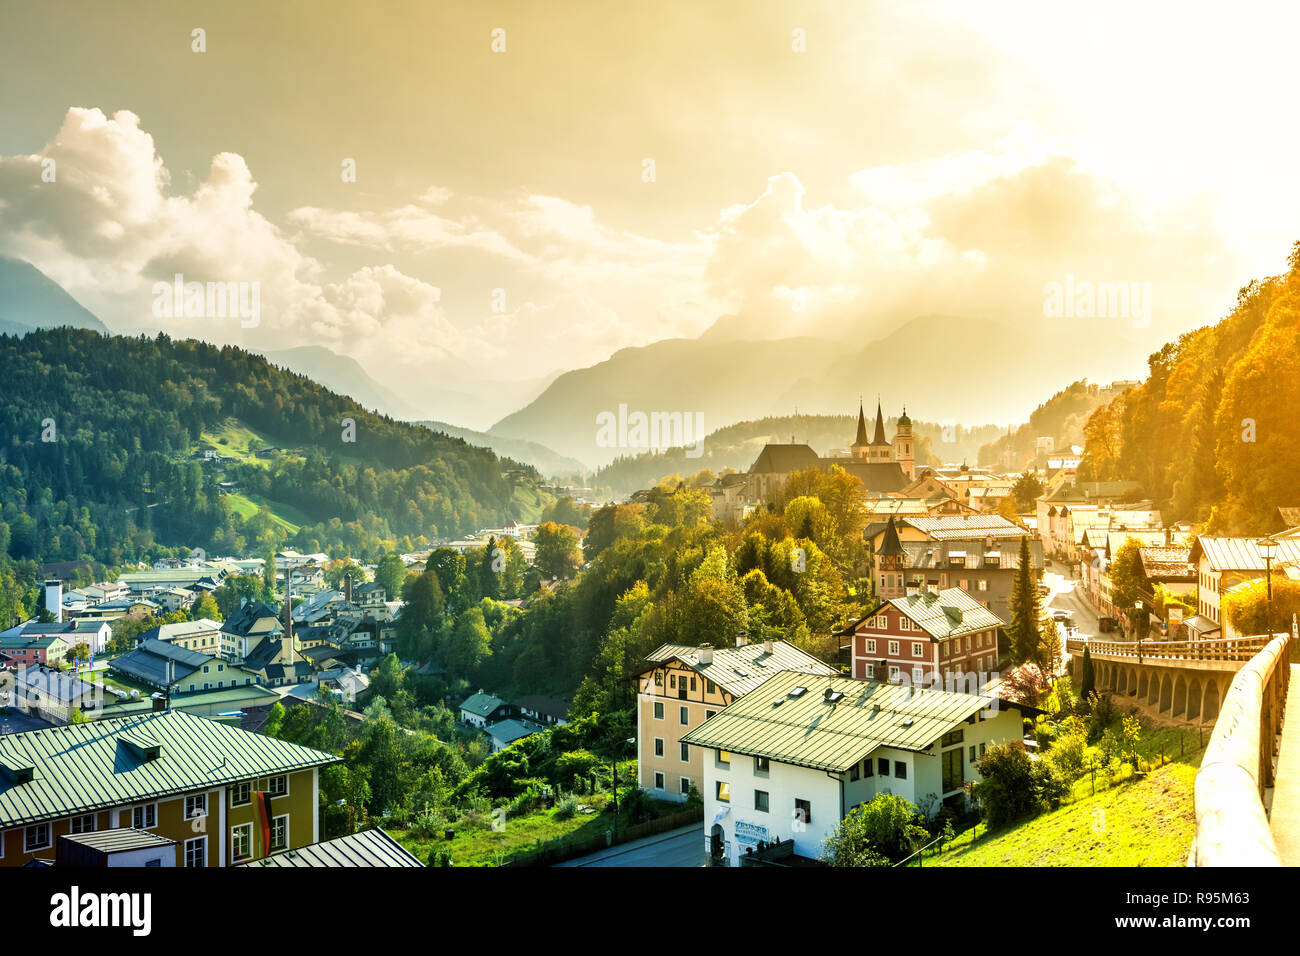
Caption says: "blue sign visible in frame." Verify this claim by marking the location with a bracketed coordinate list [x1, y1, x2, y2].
[734, 820, 769, 846]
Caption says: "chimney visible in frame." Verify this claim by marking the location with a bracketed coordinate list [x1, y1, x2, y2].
[699, 643, 713, 665]
[736, 632, 747, 647]
[345, 572, 353, 604]
[44, 580, 63, 623]
[763, 638, 774, 655]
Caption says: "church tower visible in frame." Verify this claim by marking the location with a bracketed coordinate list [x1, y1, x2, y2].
[893, 407, 915, 479]
[868, 399, 891, 462]
[850, 401, 870, 459]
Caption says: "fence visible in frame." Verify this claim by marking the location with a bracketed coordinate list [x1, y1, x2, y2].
[1065, 634, 1273, 663]
[497, 805, 703, 867]
[1190, 633, 1290, 866]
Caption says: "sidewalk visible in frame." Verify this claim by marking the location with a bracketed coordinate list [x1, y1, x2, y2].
[554, 822, 703, 867]
[1268, 664, 1300, 864]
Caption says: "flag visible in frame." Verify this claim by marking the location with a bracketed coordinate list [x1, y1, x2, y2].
[254, 790, 272, 857]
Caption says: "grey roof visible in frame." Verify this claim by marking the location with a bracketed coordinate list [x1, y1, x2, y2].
[487, 719, 544, 746]
[14, 665, 97, 703]
[643, 640, 837, 698]
[137, 619, 223, 643]
[239, 828, 421, 867]
[514, 695, 569, 720]
[886, 588, 1007, 639]
[110, 638, 212, 686]
[747, 443, 822, 474]
[59, 827, 176, 853]
[1190, 535, 1300, 572]
[904, 514, 1028, 540]
[681, 671, 1016, 773]
[0, 710, 339, 828]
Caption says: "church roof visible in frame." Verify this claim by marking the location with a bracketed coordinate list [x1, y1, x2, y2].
[872, 400, 888, 446]
[747, 443, 822, 474]
[878, 516, 905, 557]
[854, 402, 870, 447]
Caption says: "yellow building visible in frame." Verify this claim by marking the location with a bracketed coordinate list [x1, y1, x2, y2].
[634, 639, 837, 802]
[0, 709, 338, 867]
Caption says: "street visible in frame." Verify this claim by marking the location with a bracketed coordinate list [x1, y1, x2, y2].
[555, 823, 704, 867]
[1042, 567, 1100, 674]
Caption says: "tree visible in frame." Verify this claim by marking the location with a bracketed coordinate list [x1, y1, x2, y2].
[972, 741, 1064, 828]
[373, 553, 408, 604]
[1224, 577, 1300, 637]
[534, 522, 582, 580]
[1007, 535, 1041, 664]
[441, 607, 492, 678]
[821, 793, 929, 866]
[1011, 471, 1045, 512]
[191, 591, 221, 621]
[1109, 538, 1149, 636]
[1080, 644, 1095, 698]
[263, 701, 286, 738]
[397, 571, 444, 659]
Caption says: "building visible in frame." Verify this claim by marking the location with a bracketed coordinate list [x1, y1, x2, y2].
[12, 665, 100, 724]
[486, 718, 545, 753]
[137, 618, 223, 656]
[55, 828, 177, 867]
[682, 671, 1032, 866]
[515, 695, 570, 726]
[0, 709, 339, 867]
[220, 600, 283, 662]
[0, 634, 69, 669]
[0, 618, 111, 656]
[865, 513, 1042, 623]
[109, 639, 262, 694]
[843, 587, 1004, 688]
[744, 401, 913, 505]
[459, 691, 515, 728]
[237, 827, 421, 867]
[634, 639, 838, 803]
[1188, 536, 1300, 639]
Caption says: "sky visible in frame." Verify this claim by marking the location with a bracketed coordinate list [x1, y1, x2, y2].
[1, 0, 1298, 424]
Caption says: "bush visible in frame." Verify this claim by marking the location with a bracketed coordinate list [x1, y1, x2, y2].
[1044, 728, 1088, 783]
[1085, 691, 1118, 741]
[409, 806, 446, 841]
[554, 795, 579, 819]
[821, 793, 929, 866]
[973, 741, 1056, 829]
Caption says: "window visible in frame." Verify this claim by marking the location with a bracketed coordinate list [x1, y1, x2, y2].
[230, 781, 252, 807]
[980, 743, 987, 756]
[184, 836, 207, 868]
[715, 781, 731, 803]
[888, 641, 900, 655]
[864, 663, 874, 678]
[680, 777, 691, 795]
[654, 772, 665, 790]
[794, 798, 812, 826]
[706, 679, 716, 695]
[132, 803, 157, 830]
[70, 813, 96, 834]
[969, 745, 977, 762]
[960, 579, 969, 590]
[705, 709, 717, 720]
[690, 676, 696, 691]
[679, 706, 689, 726]
[878, 758, 889, 776]
[849, 762, 859, 781]
[941, 729, 964, 747]
[654, 737, 665, 757]
[912, 666, 924, 685]
[898, 619, 910, 631]
[754, 756, 770, 776]
[680, 741, 690, 762]
[888, 665, 899, 681]
[978, 579, 988, 591]
[654, 671, 663, 686]
[894, 761, 907, 779]
[185, 793, 208, 820]
[653, 701, 664, 720]
[864, 638, 876, 653]
[231, 823, 253, 863]
[270, 815, 288, 852]
[24, 823, 51, 852]
[942, 748, 963, 792]
[717, 749, 731, 766]
[863, 758, 873, 777]
[754, 790, 770, 812]
[264, 774, 288, 798]
[669, 674, 677, 689]
[203, 664, 210, 673]
[912, 642, 924, 658]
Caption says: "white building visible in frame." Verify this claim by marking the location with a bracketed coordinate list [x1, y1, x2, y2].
[683, 671, 1032, 866]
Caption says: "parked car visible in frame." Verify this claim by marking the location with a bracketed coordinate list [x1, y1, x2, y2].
[1098, 616, 1118, 633]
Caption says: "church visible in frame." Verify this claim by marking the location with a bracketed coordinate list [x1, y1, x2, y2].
[744, 400, 914, 504]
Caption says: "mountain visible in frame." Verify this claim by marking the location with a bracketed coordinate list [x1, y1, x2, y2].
[258, 345, 421, 420]
[491, 313, 1144, 468]
[975, 379, 1117, 471]
[490, 334, 846, 467]
[0, 328, 553, 565]
[1080, 245, 1300, 534]
[0, 256, 111, 335]
[415, 421, 588, 479]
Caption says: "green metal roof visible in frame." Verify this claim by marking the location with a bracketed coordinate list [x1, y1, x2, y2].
[681, 671, 1002, 773]
[0, 709, 339, 828]
[239, 827, 422, 867]
[887, 588, 1006, 640]
[643, 641, 838, 697]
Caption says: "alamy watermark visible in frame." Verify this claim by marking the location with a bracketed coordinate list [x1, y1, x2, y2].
[1043, 274, 1151, 329]
[151, 274, 260, 328]
[595, 404, 705, 458]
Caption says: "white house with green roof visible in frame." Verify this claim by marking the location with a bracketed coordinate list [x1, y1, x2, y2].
[683, 671, 1032, 866]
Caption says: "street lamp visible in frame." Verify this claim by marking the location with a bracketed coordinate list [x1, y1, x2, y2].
[1134, 600, 1144, 663]
[1257, 537, 1278, 636]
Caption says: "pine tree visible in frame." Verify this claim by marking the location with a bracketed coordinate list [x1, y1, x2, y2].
[1080, 644, 1095, 698]
[1008, 534, 1041, 664]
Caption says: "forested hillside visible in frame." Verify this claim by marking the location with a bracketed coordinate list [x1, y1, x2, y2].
[1081, 242, 1300, 533]
[0, 328, 544, 565]
[976, 380, 1113, 470]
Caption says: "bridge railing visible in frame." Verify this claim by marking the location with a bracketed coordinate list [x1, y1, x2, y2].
[1065, 635, 1272, 663]
[1190, 633, 1290, 866]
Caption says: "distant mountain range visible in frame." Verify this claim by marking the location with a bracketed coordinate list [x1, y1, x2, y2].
[0, 256, 111, 336]
[491, 313, 1145, 468]
[415, 420, 589, 479]
[258, 345, 423, 420]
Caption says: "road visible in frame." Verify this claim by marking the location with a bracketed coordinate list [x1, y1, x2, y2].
[1042, 568, 1100, 674]
[555, 823, 704, 867]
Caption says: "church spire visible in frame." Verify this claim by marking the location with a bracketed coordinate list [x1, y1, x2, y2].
[854, 399, 869, 447]
[872, 398, 888, 445]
